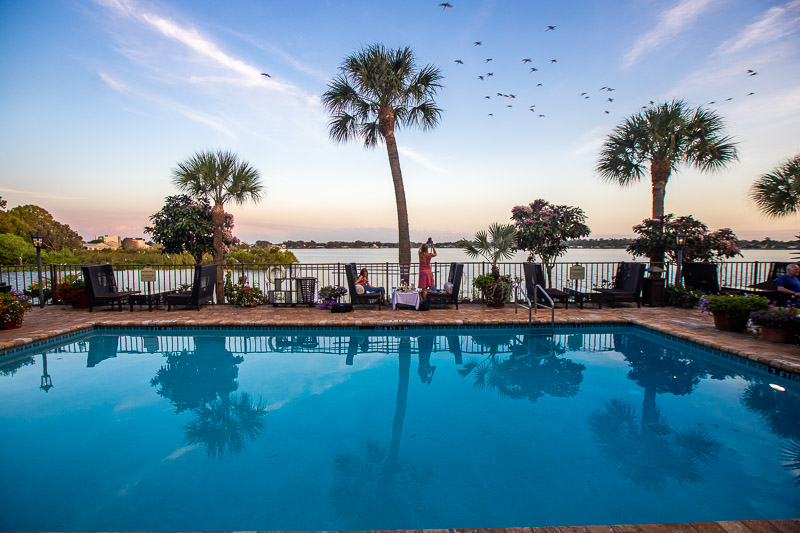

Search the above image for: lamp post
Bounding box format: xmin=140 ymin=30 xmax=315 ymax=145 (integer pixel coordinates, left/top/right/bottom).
xmin=32 ymin=233 xmax=45 ymax=308
xmin=40 ymin=354 xmax=53 ymax=393
xmin=675 ymin=233 xmax=686 ymax=287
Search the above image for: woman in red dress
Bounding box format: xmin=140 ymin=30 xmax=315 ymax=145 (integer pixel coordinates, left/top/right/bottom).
xmin=418 ymin=239 xmax=437 ymax=289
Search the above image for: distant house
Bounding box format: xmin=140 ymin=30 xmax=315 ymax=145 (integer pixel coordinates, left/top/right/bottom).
xmin=121 ymin=237 xmax=150 ymax=250
xmin=83 ymin=242 xmax=116 ymax=251
xmin=92 ymin=235 xmax=121 ymax=249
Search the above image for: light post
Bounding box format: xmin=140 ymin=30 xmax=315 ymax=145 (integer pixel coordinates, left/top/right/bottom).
xmin=675 ymin=233 xmax=686 ymax=287
xmin=40 ymin=354 xmax=53 ymax=393
xmin=32 ymin=233 xmax=45 ymax=308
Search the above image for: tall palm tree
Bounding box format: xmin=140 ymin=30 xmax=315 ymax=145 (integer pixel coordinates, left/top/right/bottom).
xmin=322 ymin=44 xmax=443 ymax=268
xmin=596 ymin=100 xmax=738 ymax=264
xmin=750 ymin=154 xmax=800 ymax=218
xmin=172 ymin=150 xmax=263 ymax=301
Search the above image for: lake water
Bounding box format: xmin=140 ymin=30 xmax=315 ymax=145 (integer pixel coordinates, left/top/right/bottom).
xmin=288 ymin=248 xmax=795 ymax=265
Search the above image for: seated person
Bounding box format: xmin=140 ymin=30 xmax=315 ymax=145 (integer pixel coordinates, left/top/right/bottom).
xmin=355 ymin=268 xmax=386 ymax=303
xmin=776 ymin=263 xmax=800 ymax=303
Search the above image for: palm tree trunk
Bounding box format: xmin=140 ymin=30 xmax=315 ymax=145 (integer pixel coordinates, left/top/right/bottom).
xmin=383 ymin=130 xmax=412 ymax=269
xmin=649 ymin=160 xmax=671 ymax=269
xmin=387 ymin=341 xmax=410 ymax=464
xmin=211 ymin=202 xmax=225 ymax=303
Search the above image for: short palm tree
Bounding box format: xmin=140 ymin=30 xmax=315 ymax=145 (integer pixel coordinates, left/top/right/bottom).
xmin=173 ymin=150 xmax=263 ymax=301
xmin=750 ymin=154 xmax=800 ymax=218
xmin=596 ymin=100 xmax=738 ymax=265
xmin=460 ymin=223 xmax=518 ymax=276
xmin=322 ymin=44 xmax=443 ymax=268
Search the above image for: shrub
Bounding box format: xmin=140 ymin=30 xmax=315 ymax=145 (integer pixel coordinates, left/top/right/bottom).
xmin=699 ymin=293 xmax=770 ymax=321
xmin=318 ymin=285 xmax=347 ymax=309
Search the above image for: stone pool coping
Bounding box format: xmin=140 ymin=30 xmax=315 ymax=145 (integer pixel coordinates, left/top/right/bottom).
xmin=2 ymin=304 xmax=799 ymax=378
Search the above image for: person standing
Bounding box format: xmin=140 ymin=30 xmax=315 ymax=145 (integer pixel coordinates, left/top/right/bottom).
xmin=418 ymin=238 xmax=437 ymax=289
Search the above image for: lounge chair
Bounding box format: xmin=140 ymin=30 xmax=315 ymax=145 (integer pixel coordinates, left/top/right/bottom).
xmin=428 ymin=263 xmax=464 ymax=309
xmin=681 ymin=262 xmax=720 ymax=293
xmin=593 ymin=262 xmax=646 ymax=308
xmin=523 ymin=262 xmax=571 ymax=308
xmin=166 ymin=264 xmax=217 ymax=311
xmin=747 ymin=261 xmax=791 ymax=304
xmin=344 ymin=263 xmax=382 ymax=309
xmin=81 ymin=264 xmax=137 ymax=312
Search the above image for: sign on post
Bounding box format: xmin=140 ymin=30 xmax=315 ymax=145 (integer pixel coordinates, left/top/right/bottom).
xmin=140 ymin=268 xmax=157 ymax=283
xmin=569 ymin=264 xmax=585 ymax=280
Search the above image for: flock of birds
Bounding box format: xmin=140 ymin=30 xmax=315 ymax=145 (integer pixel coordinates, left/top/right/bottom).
xmin=436 ymin=2 xmax=760 ymax=121
xmin=256 ymin=4 xmax=761 ymax=123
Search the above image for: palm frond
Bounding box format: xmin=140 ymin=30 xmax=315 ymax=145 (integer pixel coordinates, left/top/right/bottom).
xmin=750 ymin=154 xmax=800 ymax=218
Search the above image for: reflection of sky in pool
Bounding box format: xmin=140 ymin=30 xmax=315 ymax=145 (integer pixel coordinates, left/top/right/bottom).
xmin=1 ymin=326 xmax=798 ymax=531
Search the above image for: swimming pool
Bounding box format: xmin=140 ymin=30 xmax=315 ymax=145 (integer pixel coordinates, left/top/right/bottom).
xmin=1 ymin=325 xmax=798 ymax=531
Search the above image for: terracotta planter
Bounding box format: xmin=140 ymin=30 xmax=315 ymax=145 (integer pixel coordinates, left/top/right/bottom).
xmin=1 ymin=317 xmax=23 ymax=330
xmin=759 ymin=325 xmax=794 ymax=344
xmin=712 ymin=312 xmax=748 ymax=333
xmin=70 ymin=291 xmax=90 ymax=309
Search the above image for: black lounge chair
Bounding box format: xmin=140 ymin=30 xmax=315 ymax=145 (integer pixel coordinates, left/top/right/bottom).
xmin=428 ymin=263 xmax=464 ymax=309
xmin=345 ymin=263 xmax=382 ymax=309
xmin=747 ymin=261 xmax=791 ymax=304
xmin=593 ymin=262 xmax=646 ymax=308
xmin=523 ymin=262 xmax=571 ymax=308
xmin=81 ymin=265 xmax=137 ymax=312
xmin=681 ymin=262 xmax=721 ymax=294
xmin=167 ymin=264 xmax=217 ymax=311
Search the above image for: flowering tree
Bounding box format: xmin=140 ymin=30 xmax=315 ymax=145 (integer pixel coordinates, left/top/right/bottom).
xmin=627 ymin=214 xmax=741 ymax=263
xmin=511 ymin=199 xmax=591 ymax=286
xmin=145 ymin=195 xmax=238 ymax=265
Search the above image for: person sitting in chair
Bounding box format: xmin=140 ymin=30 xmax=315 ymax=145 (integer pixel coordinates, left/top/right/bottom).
xmin=776 ymin=263 xmax=800 ymax=302
xmin=356 ymin=268 xmax=387 ymax=304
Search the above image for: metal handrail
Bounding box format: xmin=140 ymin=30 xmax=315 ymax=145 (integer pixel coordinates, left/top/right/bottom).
xmin=533 ymin=284 xmax=555 ymax=329
xmin=514 ymin=284 xmax=533 ymax=329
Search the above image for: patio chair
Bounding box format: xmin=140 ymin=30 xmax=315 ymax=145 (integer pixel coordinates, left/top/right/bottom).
xmin=81 ymin=264 xmax=137 ymax=312
xmin=523 ymin=262 xmax=571 ymax=308
xmin=681 ymin=262 xmax=720 ymax=294
xmin=593 ymin=262 xmax=646 ymax=308
xmin=344 ymin=263 xmax=382 ymax=309
xmin=428 ymin=263 xmax=464 ymax=309
xmin=747 ymin=261 xmax=792 ymax=304
xmin=166 ymin=264 xmax=217 ymax=311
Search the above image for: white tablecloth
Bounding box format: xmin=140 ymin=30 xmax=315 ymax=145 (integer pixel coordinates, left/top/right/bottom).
xmin=392 ymin=290 xmax=419 ymax=310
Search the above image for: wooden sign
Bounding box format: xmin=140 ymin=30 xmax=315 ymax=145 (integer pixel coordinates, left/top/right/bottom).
xmin=568 ymin=264 xmax=586 ymax=280
xmin=140 ymin=267 xmax=156 ymax=283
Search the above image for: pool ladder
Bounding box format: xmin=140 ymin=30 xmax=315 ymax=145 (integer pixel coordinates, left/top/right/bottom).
xmin=515 ymin=284 xmax=554 ymax=330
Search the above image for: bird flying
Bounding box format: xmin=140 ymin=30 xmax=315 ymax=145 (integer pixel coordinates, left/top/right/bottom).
xmin=747 ymin=69 xmax=757 ymax=76
xmin=474 ymin=41 xmax=482 ymax=46
xmin=478 ymin=75 xmax=484 ymax=80
xmin=530 ymin=67 xmax=538 ymax=72
xmin=439 ymin=2 xmax=453 ymax=10
xmin=454 ymin=59 xmax=464 ymax=64
xmin=485 ymin=58 xmax=493 ymax=62
xmin=537 ymin=83 xmax=543 ymax=87
xmin=260 ymin=73 xmax=271 ymax=78
xmin=522 ymin=58 xmax=531 ymax=63
xmin=546 ymin=25 xmax=556 ymax=31
xmin=487 ymin=72 xmax=494 ymax=76
xmin=550 ymin=59 xmax=557 ymax=64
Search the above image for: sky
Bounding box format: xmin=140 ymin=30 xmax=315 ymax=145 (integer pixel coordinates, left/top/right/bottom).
xmin=1 ymin=0 xmax=799 ymax=244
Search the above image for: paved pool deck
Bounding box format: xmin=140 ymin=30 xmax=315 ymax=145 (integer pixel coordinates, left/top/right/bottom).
xmin=1 ymin=304 xmax=798 ymax=533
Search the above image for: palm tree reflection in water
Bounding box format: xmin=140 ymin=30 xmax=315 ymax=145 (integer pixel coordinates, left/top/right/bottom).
xmin=458 ymin=333 xmax=585 ymax=402
xmin=150 ymin=336 xmax=267 ymax=458
xmin=589 ymin=334 xmax=725 ymax=492
xmin=330 ymin=337 xmax=435 ymax=529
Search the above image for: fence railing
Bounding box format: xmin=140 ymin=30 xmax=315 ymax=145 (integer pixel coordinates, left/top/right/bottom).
xmin=0 ymin=260 xmax=784 ymax=306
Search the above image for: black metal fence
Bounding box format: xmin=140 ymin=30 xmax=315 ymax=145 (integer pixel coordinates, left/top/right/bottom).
xmin=0 ymin=260 xmax=784 ymax=306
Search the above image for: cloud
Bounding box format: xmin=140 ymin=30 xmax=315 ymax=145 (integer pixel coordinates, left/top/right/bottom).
xmin=0 ymin=187 xmax=86 ymax=200
xmin=715 ymin=0 xmax=800 ymax=55
xmin=397 ymin=145 xmax=447 ymax=174
xmin=623 ymin=0 xmax=716 ymax=68
xmin=97 ymin=69 xmax=237 ymax=138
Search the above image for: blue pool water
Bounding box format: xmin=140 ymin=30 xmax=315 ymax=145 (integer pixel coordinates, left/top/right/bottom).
xmin=0 ymin=326 xmax=798 ymax=531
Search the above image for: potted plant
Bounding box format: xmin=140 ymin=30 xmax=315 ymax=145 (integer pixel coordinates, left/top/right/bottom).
xmin=318 ymin=285 xmax=347 ymax=310
xmin=54 ymin=277 xmax=89 ymax=308
xmin=226 ymin=275 xmax=264 ymax=307
xmin=473 ymin=273 xmax=513 ymax=308
xmin=461 ymin=223 xmax=517 ymax=308
xmin=749 ymin=306 xmax=799 ymax=344
xmin=665 ymin=284 xmax=703 ymax=308
xmin=0 ymin=290 xmax=33 ymax=329
xmin=699 ymin=293 xmax=770 ymax=332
